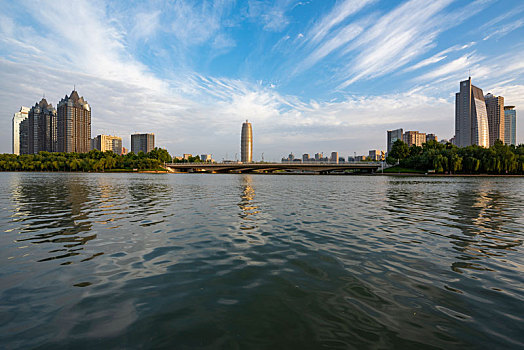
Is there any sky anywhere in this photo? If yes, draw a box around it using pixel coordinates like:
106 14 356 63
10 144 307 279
1 0 523 161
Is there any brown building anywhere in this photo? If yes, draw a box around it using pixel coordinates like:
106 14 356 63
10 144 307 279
484 93 505 146
402 131 426 147
91 135 123 155
57 90 91 153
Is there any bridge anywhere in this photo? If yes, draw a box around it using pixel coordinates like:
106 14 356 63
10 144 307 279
165 162 383 174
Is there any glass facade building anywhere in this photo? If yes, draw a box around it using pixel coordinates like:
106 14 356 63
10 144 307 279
504 106 516 145
455 78 489 148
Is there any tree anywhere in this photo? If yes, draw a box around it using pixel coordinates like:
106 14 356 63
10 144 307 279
389 140 409 164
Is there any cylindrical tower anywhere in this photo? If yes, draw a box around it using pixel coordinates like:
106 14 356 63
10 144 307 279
241 120 253 163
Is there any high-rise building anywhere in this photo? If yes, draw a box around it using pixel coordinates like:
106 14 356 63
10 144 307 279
28 98 57 154
484 93 505 146
241 120 253 163
387 128 403 154
12 106 29 155
330 152 339 164
426 134 438 142
455 78 489 147
504 106 517 145
91 135 123 154
131 133 155 154
57 90 91 153
302 154 310 162
315 152 323 161
402 131 426 147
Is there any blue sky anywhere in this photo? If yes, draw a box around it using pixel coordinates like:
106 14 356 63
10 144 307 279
1 0 523 160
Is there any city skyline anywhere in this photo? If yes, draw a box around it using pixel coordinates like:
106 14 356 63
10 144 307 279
1 0 523 160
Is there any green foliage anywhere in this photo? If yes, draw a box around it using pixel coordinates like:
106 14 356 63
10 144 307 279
388 139 410 164
396 140 524 174
0 150 164 172
171 155 202 163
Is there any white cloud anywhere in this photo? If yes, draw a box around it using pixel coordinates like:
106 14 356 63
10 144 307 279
305 0 376 45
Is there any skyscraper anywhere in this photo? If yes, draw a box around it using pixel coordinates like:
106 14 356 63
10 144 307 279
504 106 517 145
57 90 91 153
12 106 29 155
484 93 505 146
131 133 155 154
91 135 123 154
455 78 489 148
387 128 403 154
28 98 57 154
241 120 253 163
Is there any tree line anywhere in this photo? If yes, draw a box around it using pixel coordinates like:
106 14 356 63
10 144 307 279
387 139 524 174
0 148 172 172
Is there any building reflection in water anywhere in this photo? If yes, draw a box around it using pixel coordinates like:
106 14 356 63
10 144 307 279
449 180 522 273
238 175 260 232
11 174 95 264
384 178 522 274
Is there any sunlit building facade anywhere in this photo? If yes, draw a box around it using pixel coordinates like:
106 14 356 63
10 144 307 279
57 90 91 153
402 131 426 147
12 106 29 155
91 135 123 154
241 120 253 163
455 78 489 148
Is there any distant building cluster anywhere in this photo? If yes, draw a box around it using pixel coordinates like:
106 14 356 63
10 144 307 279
11 90 156 156
385 78 518 155
12 90 91 155
386 129 439 154
455 78 517 147
282 150 384 163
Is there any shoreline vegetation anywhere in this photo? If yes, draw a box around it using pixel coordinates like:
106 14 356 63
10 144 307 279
386 140 524 175
1 140 523 176
0 148 171 172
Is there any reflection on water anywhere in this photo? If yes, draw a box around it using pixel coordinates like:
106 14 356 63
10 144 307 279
10 174 94 264
238 175 259 230
0 173 523 349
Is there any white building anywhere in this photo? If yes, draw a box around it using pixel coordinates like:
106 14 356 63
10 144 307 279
12 106 30 155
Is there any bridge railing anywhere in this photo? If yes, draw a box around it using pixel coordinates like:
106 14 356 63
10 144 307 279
166 161 383 166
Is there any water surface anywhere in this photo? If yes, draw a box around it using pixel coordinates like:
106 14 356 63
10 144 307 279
0 173 523 349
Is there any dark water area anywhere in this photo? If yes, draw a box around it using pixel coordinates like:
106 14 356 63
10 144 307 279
0 172 523 349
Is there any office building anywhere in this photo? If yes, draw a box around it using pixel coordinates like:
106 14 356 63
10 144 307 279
241 120 253 163
484 93 505 146
426 134 438 142
12 106 29 155
91 135 123 154
402 131 426 147
28 98 57 154
455 78 489 147
314 152 323 161
131 133 155 154
330 152 339 164
387 128 403 154
504 106 517 145
57 90 91 153
302 154 310 162
369 150 385 161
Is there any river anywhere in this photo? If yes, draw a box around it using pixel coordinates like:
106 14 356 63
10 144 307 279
0 173 523 349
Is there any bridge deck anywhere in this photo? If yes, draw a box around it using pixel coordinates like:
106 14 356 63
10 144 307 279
165 162 382 173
